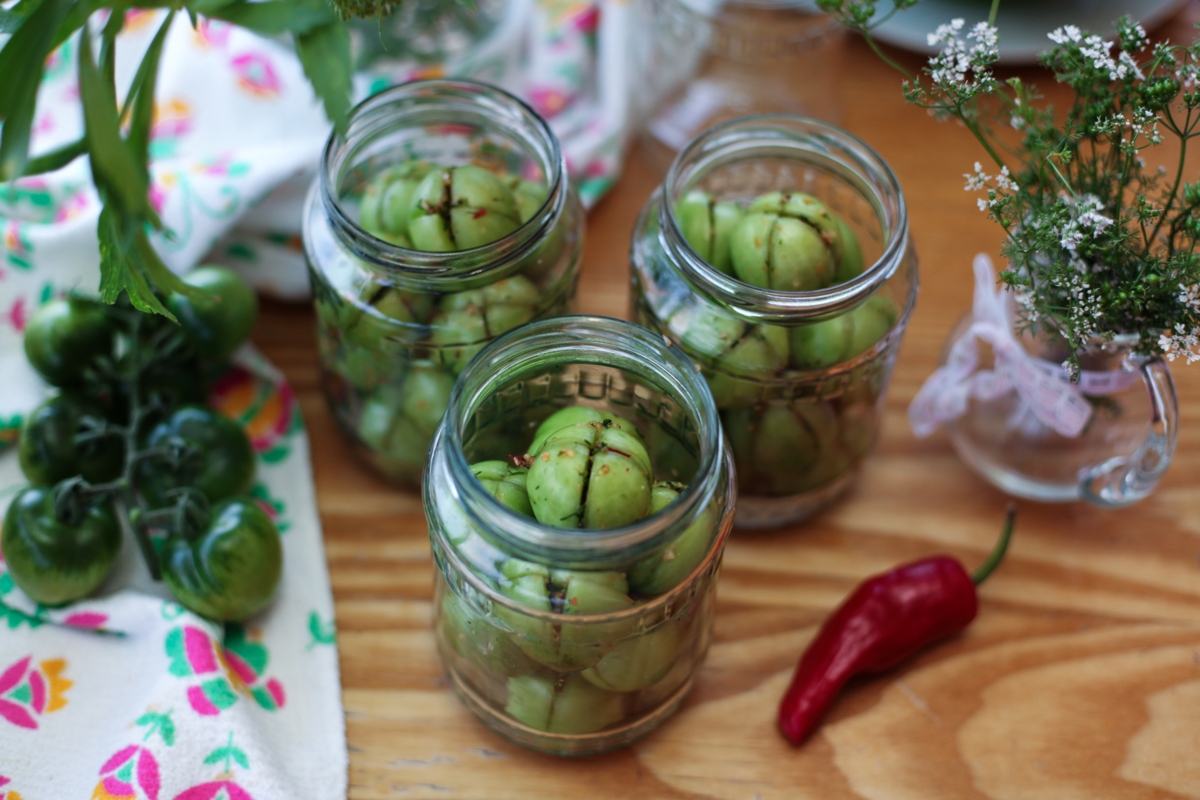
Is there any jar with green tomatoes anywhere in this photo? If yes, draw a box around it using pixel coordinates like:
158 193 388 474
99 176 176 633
630 116 917 528
424 316 735 754
304 80 583 485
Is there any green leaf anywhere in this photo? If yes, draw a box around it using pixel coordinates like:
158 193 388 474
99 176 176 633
185 0 241 14
0 0 71 181
206 0 334 35
97 207 175 319
134 228 209 302
126 10 175 173
294 21 352 133
231 748 250 770
78 28 150 217
0 0 49 34
20 137 86 177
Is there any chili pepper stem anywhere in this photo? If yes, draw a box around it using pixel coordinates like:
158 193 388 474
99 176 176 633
971 504 1016 586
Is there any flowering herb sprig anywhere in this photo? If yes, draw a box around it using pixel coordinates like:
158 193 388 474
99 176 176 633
819 0 1200 370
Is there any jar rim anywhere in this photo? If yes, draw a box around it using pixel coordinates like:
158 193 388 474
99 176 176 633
319 79 567 282
658 114 910 323
428 315 728 566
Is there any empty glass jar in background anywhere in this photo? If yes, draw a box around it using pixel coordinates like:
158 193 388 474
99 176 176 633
630 116 917 528
638 0 844 175
304 80 583 485
424 316 735 755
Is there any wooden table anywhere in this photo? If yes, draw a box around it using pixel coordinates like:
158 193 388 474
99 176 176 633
253 9 1200 797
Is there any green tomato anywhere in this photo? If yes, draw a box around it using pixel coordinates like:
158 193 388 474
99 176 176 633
166 265 258 363
1 487 121 606
138 406 256 508
789 295 897 370
359 161 433 240
505 176 549 224
581 622 684 692
527 421 652 529
627 482 716 596
23 297 116 386
675 190 744 275
526 406 645 458
18 394 125 486
429 276 540 374
470 461 533 516
160 496 282 621
408 166 523 252
505 674 625 735
707 324 789 409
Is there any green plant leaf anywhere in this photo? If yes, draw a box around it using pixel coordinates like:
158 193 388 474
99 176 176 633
98 206 175 319
185 0 242 14
0 0 49 34
134 228 208 301
0 0 71 181
294 21 352 133
126 10 175 174
206 0 334 35
19 137 86 177
78 27 151 217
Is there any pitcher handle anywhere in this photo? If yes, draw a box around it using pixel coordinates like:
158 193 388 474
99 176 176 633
1080 357 1179 507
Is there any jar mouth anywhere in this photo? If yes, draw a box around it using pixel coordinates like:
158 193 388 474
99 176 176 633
433 315 725 566
659 115 909 324
319 79 566 282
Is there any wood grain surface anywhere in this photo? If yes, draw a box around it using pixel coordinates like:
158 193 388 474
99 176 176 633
251 8 1200 798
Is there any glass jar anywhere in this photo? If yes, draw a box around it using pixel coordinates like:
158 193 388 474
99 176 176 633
638 0 845 175
304 80 583 485
630 116 917 528
943 323 1179 506
424 315 735 755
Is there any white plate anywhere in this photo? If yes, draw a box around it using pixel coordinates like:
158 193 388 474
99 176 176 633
871 0 1189 64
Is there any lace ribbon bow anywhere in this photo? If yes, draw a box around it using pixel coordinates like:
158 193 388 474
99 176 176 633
908 254 1137 439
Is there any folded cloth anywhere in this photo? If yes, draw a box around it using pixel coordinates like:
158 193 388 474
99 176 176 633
0 348 346 799
0 0 635 435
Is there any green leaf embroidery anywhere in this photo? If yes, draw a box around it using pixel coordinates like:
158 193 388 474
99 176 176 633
204 732 250 773
307 611 336 648
136 710 177 746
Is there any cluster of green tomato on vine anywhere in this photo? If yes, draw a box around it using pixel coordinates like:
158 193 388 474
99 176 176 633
2 265 284 623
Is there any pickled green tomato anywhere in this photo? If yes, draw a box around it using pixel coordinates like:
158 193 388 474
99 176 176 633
728 191 861 292
527 420 653 529
408 165 524 252
506 674 626 735
429 276 540 374
526 406 645 458
723 401 843 496
496 559 634 671
581 621 684 692
627 482 715 595
505 176 549 224
790 296 897 370
676 190 744 275
358 161 433 244
707 323 789 409
470 461 534 517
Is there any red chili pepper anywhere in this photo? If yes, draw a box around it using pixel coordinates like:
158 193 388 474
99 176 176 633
778 505 1016 745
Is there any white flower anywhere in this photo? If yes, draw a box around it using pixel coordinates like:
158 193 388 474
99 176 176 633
1179 284 1200 312
1159 324 1200 364
1048 25 1082 45
926 18 998 93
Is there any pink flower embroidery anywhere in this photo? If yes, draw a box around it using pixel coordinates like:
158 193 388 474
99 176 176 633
230 53 281 98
